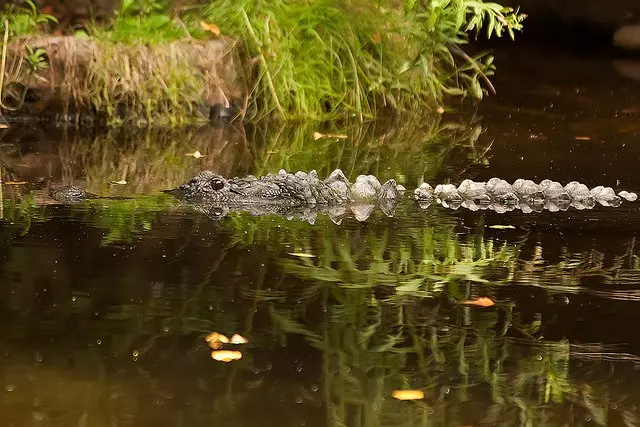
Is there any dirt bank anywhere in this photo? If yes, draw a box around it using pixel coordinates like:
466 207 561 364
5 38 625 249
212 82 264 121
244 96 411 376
1 35 246 124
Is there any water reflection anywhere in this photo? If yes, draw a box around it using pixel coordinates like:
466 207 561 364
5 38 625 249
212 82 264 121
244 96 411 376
1 113 640 425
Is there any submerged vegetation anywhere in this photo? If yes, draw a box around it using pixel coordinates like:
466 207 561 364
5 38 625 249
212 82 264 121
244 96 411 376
0 0 525 124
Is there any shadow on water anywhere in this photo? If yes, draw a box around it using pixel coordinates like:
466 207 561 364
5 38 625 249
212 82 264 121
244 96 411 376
2 47 640 426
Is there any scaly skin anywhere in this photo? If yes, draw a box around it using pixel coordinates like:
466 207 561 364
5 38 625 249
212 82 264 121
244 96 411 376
48 172 638 222
164 169 404 206
414 178 638 213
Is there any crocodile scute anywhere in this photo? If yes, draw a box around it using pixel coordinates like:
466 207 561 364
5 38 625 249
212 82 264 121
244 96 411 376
414 178 637 213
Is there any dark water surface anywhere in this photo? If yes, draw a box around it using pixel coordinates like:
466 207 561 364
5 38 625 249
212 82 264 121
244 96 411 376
2 47 640 426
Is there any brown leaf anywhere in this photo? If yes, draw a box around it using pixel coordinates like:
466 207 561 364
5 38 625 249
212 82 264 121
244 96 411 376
200 21 221 37
574 136 591 141
2 181 28 185
460 297 495 307
0 123 8 129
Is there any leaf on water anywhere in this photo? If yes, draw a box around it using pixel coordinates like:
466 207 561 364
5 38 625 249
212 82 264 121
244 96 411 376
211 350 242 362
200 21 221 36
392 390 424 400
205 332 229 344
313 132 348 140
574 136 591 140
110 180 127 185
0 123 8 129
2 181 28 185
460 297 495 307
230 334 249 344
288 252 316 258
209 340 223 350
488 225 516 229
186 151 204 159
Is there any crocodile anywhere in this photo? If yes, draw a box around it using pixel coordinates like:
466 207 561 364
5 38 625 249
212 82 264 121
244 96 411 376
47 170 638 222
162 169 405 224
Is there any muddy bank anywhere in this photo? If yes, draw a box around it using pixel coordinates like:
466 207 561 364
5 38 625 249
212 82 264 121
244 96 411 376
1 35 246 124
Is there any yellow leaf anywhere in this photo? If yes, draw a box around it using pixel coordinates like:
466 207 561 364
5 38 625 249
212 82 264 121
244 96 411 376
110 180 127 185
211 350 242 362
209 340 223 350
392 390 424 400
200 21 221 37
288 252 316 258
2 181 27 185
574 136 591 141
313 132 348 140
230 334 249 344
205 332 229 344
186 151 204 159
488 225 515 229
0 123 8 129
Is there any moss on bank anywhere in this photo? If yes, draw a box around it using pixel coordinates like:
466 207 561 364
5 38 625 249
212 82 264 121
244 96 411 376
0 0 525 124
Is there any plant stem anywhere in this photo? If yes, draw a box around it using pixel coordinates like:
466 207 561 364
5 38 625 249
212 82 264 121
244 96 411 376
0 19 8 112
241 8 283 116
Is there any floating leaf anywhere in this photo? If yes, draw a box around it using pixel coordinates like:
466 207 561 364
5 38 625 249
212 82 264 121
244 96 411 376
574 136 591 141
200 21 221 36
230 334 249 344
110 180 127 185
0 123 8 129
392 390 424 400
209 340 223 350
460 297 495 307
205 332 229 343
186 151 204 159
2 181 28 185
211 350 242 362
313 132 348 140
488 225 516 229
288 252 316 258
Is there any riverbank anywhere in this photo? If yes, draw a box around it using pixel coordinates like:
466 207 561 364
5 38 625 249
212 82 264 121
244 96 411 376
0 0 525 126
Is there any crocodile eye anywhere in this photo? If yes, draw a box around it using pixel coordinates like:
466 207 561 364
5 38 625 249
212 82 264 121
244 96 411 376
210 178 224 191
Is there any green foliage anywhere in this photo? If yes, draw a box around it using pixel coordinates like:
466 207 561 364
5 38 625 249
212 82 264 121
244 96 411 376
0 0 58 37
23 45 47 72
89 0 195 44
204 0 525 119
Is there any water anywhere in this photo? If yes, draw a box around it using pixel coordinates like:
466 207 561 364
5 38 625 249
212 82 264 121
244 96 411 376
2 47 640 426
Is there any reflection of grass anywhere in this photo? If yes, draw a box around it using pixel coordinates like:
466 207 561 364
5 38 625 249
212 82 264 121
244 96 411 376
250 117 488 186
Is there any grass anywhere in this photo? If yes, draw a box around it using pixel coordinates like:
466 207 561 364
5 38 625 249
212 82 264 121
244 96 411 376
0 0 525 124
203 0 526 120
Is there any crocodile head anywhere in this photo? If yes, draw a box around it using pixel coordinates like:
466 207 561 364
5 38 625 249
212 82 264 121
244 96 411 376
164 171 239 202
165 170 307 204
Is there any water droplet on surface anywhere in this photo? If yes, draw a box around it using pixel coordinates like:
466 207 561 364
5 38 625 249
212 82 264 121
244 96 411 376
295 396 303 404
96 339 102 345
5 384 15 392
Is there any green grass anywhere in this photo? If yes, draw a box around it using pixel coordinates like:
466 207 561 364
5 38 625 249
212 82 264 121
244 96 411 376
203 0 525 120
